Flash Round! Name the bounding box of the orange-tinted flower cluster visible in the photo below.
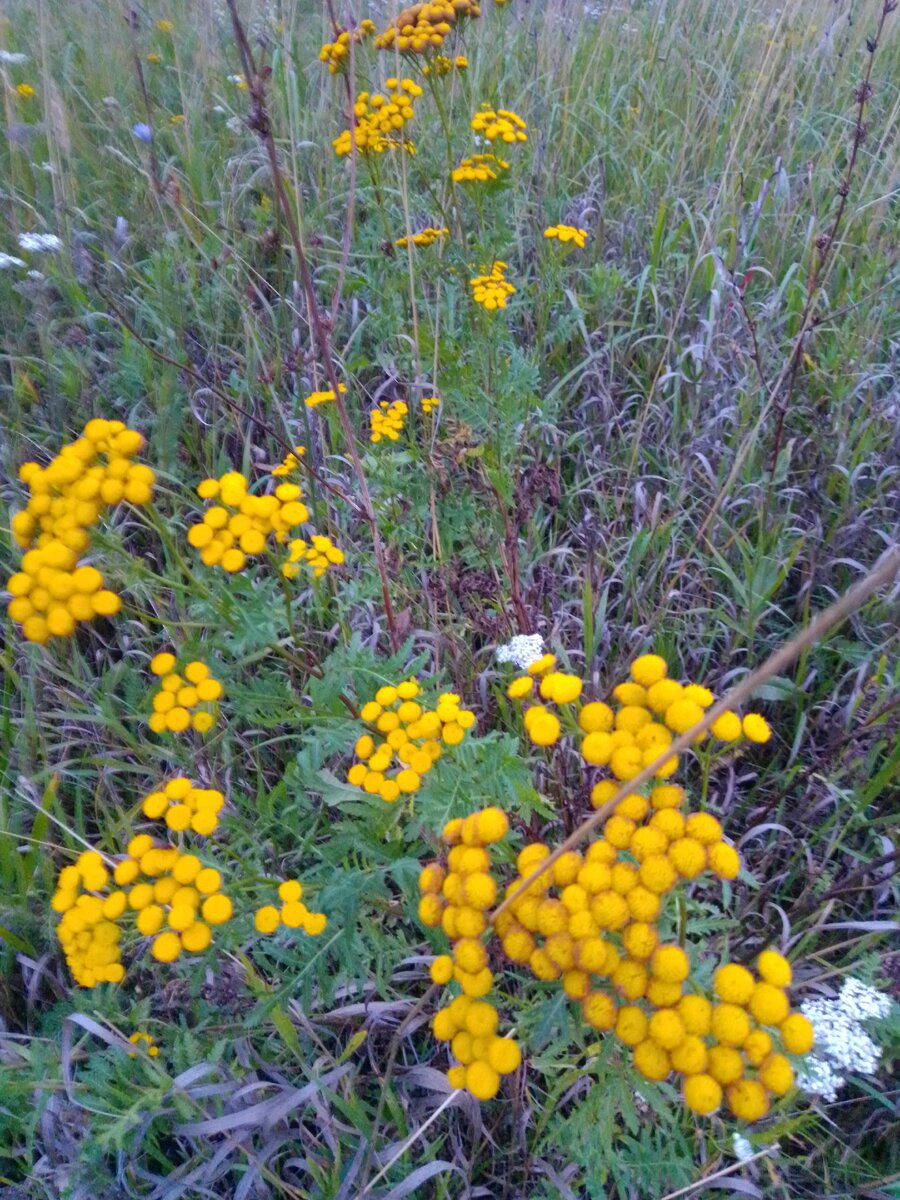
[374,1,481,55]
[140,777,225,836]
[148,653,222,735]
[333,80,423,157]
[319,18,376,73]
[452,152,509,182]
[395,226,448,249]
[6,420,154,642]
[370,399,408,442]
[422,53,468,75]
[471,105,528,144]
[188,470,310,572]
[419,809,522,1099]
[52,836,232,986]
[347,680,475,802]
[253,879,328,936]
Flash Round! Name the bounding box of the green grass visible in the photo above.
[1,0,899,1195]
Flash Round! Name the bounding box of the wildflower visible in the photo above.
[272,445,306,476]
[170,113,185,125]
[6,420,154,642]
[0,253,26,269]
[189,468,310,570]
[305,383,347,407]
[148,656,222,735]
[374,1,482,55]
[17,232,63,252]
[15,83,35,98]
[421,395,440,414]
[544,224,588,248]
[496,633,545,670]
[471,105,528,144]
[395,226,449,249]
[319,19,375,74]
[795,980,890,1100]
[128,1031,159,1057]
[0,51,29,64]
[370,399,408,442]
[333,80,422,158]
[469,261,515,310]
[254,880,327,936]
[141,778,225,835]
[228,73,247,89]
[423,53,468,75]
[452,152,509,183]
[132,122,153,142]
[146,52,161,63]
[282,535,345,579]
[156,19,174,32]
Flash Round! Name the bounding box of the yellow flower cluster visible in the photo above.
[272,445,306,476]
[422,54,468,75]
[469,261,515,310]
[374,1,482,55]
[253,879,328,936]
[544,223,588,248]
[305,384,347,407]
[128,1031,159,1057]
[671,954,815,1120]
[7,420,155,643]
[188,469,310,572]
[282,535,345,579]
[52,851,124,986]
[370,399,408,442]
[148,653,222,735]
[452,152,509,182]
[319,18,376,73]
[346,680,475,802]
[333,81,423,157]
[471,105,528,144]
[421,395,440,414]
[395,226,449,248]
[16,83,36,98]
[52,835,232,986]
[508,653,771,784]
[140,777,225,836]
[420,809,522,1099]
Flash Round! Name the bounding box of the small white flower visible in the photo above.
[797,978,892,1103]
[27,269,43,280]
[18,232,63,253]
[0,253,27,269]
[226,116,243,132]
[732,1134,754,1162]
[839,977,892,1021]
[496,633,545,670]
[0,50,28,64]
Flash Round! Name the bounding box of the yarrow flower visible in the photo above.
[0,253,27,269]
[148,653,223,735]
[796,978,892,1101]
[452,153,508,183]
[395,226,449,249]
[469,260,515,310]
[471,105,528,144]
[496,633,545,670]
[0,51,29,64]
[18,232,63,253]
[544,223,588,248]
[370,399,408,442]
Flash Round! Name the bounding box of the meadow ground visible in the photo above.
[1,0,899,1196]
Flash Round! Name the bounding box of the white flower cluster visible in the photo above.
[496,633,544,670]
[0,253,26,270]
[0,50,29,64]
[797,977,892,1103]
[18,232,63,253]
